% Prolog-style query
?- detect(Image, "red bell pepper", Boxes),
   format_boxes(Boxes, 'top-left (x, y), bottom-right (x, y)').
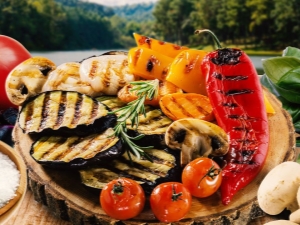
top-left (199, 30), bottom-right (269, 205)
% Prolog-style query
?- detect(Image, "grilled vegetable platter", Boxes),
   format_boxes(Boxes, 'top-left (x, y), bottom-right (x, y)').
top-left (7, 31), bottom-right (298, 224)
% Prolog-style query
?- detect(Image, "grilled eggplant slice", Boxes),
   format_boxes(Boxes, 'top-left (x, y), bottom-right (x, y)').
top-left (30, 128), bottom-right (123, 168)
top-left (18, 91), bottom-right (116, 136)
top-left (79, 148), bottom-right (181, 194)
top-left (97, 96), bottom-right (173, 148)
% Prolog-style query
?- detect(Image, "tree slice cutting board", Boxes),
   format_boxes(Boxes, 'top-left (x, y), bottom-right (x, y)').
top-left (12, 90), bottom-right (297, 225)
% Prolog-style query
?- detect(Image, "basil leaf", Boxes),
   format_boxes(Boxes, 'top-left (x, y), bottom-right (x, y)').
top-left (282, 46), bottom-right (300, 58)
top-left (262, 56), bottom-right (300, 83)
top-left (271, 82), bottom-right (300, 104)
top-left (278, 67), bottom-right (300, 91)
top-left (260, 74), bottom-right (280, 97)
top-left (278, 96), bottom-right (300, 131)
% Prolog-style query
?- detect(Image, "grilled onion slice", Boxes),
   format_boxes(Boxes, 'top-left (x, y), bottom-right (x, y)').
top-left (18, 91), bottom-right (116, 136)
top-left (30, 128), bottom-right (123, 168)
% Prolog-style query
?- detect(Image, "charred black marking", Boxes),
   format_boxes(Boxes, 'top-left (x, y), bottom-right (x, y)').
top-left (232, 160), bottom-right (255, 165)
top-left (228, 114), bottom-right (251, 120)
top-left (241, 150), bottom-right (255, 158)
top-left (211, 48), bottom-right (242, 65)
top-left (218, 89), bottom-right (254, 96)
top-left (72, 94), bottom-right (83, 125)
top-left (213, 72), bottom-right (248, 81)
top-left (233, 127), bottom-right (247, 131)
top-left (222, 102), bottom-right (238, 108)
top-left (236, 139), bottom-right (257, 145)
top-left (146, 60), bottom-right (154, 72)
top-left (39, 93), bottom-right (51, 131)
top-left (228, 115), bottom-right (240, 119)
top-left (55, 92), bottom-right (66, 128)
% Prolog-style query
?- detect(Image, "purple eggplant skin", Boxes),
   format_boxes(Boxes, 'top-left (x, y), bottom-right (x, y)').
top-left (30, 137), bottom-right (124, 169)
top-left (126, 129), bottom-right (166, 149)
top-left (0, 107), bottom-right (18, 146)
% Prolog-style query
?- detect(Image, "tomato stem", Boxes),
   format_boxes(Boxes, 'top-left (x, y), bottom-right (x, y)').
top-left (195, 29), bottom-right (222, 49)
top-left (198, 165), bottom-right (221, 188)
top-left (171, 184), bottom-right (182, 201)
top-left (112, 181), bottom-right (124, 194)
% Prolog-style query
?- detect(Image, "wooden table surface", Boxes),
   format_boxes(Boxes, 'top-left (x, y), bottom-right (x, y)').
top-left (4, 186), bottom-right (286, 225)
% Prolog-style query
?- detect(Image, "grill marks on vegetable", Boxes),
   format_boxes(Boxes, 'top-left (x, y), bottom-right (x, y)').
top-left (18, 91), bottom-right (114, 135)
top-left (31, 128), bottom-right (117, 162)
top-left (211, 49), bottom-right (258, 165)
top-left (30, 128), bottom-right (123, 167)
top-left (79, 148), bottom-right (180, 192)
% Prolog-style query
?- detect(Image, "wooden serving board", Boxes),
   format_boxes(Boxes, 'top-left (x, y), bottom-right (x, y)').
top-left (12, 90), bottom-right (297, 225)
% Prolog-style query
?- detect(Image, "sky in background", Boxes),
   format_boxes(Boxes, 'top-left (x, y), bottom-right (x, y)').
top-left (84, 0), bottom-right (158, 7)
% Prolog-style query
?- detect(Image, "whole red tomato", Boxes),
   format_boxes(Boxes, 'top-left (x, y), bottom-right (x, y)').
top-left (182, 157), bottom-right (222, 198)
top-left (0, 35), bottom-right (31, 110)
top-left (150, 182), bottom-right (192, 223)
top-left (100, 177), bottom-right (145, 220)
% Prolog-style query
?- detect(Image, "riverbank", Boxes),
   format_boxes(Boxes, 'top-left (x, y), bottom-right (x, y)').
top-left (30, 49), bottom-right (276, 74)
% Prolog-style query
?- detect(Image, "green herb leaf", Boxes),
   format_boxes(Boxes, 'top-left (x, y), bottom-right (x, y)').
top-left (111, 79), bottom-right (160, 160)
top-left (262, 56), bottom-right (300, 83)
top-left (278, 67), bottom-right (300, 91)
top-left (283, 46), bottom-right (300, 58)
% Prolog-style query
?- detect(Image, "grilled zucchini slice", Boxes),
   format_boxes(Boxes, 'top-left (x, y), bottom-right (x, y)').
top-left (79, 148), bottom-right (181, 194)
top-left (96, 96), bottom-right (173, 148)
top-left (30, 128), bottom-right (123, 168)
top-left (18, 91), bottom-right (116, 135)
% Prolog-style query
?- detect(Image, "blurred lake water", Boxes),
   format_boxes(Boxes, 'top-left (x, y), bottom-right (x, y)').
top-left (30, 50), bottom-right (274, 74)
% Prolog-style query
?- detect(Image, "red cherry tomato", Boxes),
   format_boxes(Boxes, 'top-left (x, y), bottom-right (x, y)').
top-left (150, 182), bottom-right (192, 223)
top-left (182, 157), bottom-right (222, 198)
top-left (0, 35), bottom-right (31, 110)
top-left (100, 177), bottom-right (145, 220)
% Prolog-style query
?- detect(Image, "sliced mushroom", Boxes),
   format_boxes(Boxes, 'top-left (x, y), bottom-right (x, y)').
top-left (165, 118), bottom-right (229, 166)
top-left (5, 56), bottom-right (56, 106)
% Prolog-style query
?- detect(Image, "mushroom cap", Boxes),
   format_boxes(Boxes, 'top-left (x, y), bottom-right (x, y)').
top-left (264, 220), bottom-right (298, 225)
top-left (165, 118), bottom-right (229, 166)
top-left (257, 161), bottom-right (300, 215)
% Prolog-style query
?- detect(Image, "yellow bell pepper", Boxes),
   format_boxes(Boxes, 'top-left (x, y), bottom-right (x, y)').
top-left (166, 49), bottom-right (208, 95)
top-left (263, 90), bottom-right (276, 115)
top-left (128, 47), bottom-right (173, 81)
top-left (133, 33), bottom-right (189, 58)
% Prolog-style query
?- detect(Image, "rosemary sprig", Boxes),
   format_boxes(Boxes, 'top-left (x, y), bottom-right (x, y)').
top-left (110, 79), bottom-right (160, 160)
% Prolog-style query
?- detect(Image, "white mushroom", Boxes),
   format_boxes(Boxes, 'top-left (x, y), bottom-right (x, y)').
top-left (289, 186), bottom-right (300, 224)
top-left (264, 220), bottom-right (298, 225)
top-left (5, 56), bottom-right (56, 106)
top-left (257, 161), bottom-right (300, 215)
top-left (164, 118), bottom-right (229, 166)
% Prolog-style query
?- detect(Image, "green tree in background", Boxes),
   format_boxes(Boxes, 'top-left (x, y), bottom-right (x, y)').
top-left (153, 0), bottom-right (195, 45)
top-left (271, 0), bottom-right (300, 49)
top-left (1, 0), bottom-right (299, 51)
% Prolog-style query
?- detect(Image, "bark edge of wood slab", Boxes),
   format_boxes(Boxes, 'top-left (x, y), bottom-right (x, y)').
top-left (12, 90), bottom-right (297, 225)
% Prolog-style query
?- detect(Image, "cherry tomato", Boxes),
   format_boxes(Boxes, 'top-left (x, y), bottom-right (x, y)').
top-left (182, 157), bottom-right (222, 198)
top-left (150, 182), bottom-right (192, 223)
top-left (0, 35), bottom-right (31, 110)
top-left (100, 177), bottom-right (145, 220)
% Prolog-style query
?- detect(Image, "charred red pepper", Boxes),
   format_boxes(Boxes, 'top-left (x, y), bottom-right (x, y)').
top-left (198, 30), bottom-right (269, 205)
